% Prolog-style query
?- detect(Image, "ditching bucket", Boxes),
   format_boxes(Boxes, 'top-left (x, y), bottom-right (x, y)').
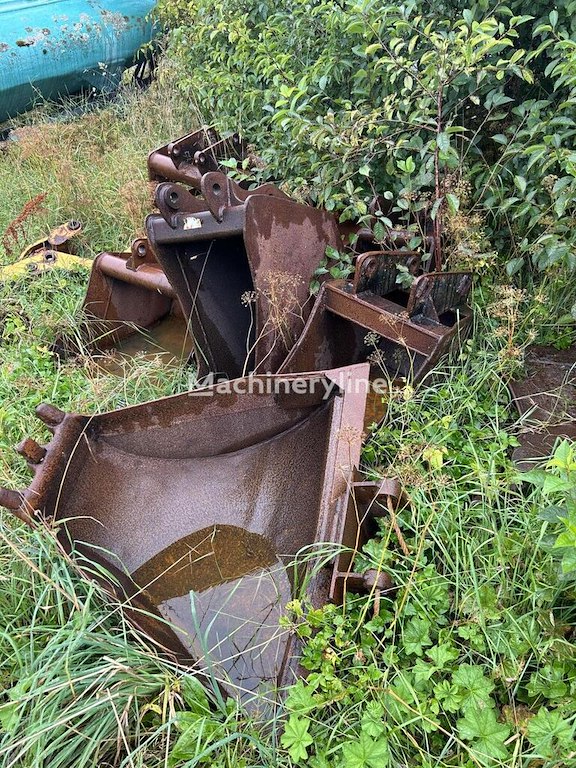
top-left (146, 173), bottom-right (341, 378)
top-left (0, 365), bottom-right (375, 701)
top-left (56, 238), bottom-right (193, 365)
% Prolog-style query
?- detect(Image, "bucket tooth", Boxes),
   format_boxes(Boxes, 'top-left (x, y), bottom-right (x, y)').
top-left (16, 438), bottom-right (46, 465)
top-left (0, 488), bottom-right (23, 511)
top-left (36, 403), bottom-right (66, 429)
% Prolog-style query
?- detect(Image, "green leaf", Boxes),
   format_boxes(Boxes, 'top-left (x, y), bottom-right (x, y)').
top-left (281, 715), bottom-right (314, 763)
top-left (446, 193), bottom-right (459, 214)
top-left (506, 257), bottom-right (524, 276)
top-left (434, 680), bottom-right (462, 713)
top-left (538, 505), bottom-right (567, 523)
top-left (514, 175), bottom-right (527, 195)
top-left (285, 680), bottom-right (317, 714)
top-left (549, 10), bottom-right (558, 27)
top-left (365, 43), bottom-right (381, 56)
top-left (431, 197), bottom-right (443, 221)
top-left (403, 617), bottom-right (433, 656)
top-left (437, 133), bottom-right (450, 153)
top-left (180, 675), bottom-right (211, 716)
top-left (413, 658), bottom-right (437, 684)
top-left (0, 702), bottom-right (19, 734)
top-left (543, 474), bottom-right (574, 495)
top-left (458, 708), bottom-right (511, 762)
top-left (361, 701), bottom-right (386, 738)
top-left (340, 732), bottom-right (389, 768)
top-left (452, 665), bottom-right (495, 713)
top-left (359, 164), bottom-right (371, 177)
top-left (427, 642), bottom-right (459, 668)
top-left (170, 714), bottom-right (222, 763)
top-left (373, 220), bottom-right (386, 241)
top-left (561, 547), bottom-right (576, 574)
top-left (526, 708), bottom-right (575, 758)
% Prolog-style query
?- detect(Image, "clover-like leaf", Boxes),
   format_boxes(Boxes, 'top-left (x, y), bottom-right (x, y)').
top-left (457, 707), bottom-right (510, 762)
top-left (402, 616), bottom-right (433, 656)
top-left (427, 642), bottom-right (459, 668)
top-left (434, 680), bottom-right (462, 713)
top-left (452, 664), bottom-right (495, 713)
top-left (361, 701), bottom-right (386, 738)
top-left (340, 732), bottom-right (389, 768)
top-left (526, 707), bottom-right (575, 758)
top-left (281, 715), bottom-right (314, 764)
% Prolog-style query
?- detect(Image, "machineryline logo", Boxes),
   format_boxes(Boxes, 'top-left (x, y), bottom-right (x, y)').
top-left (187, 372), bottom-right (395, 399)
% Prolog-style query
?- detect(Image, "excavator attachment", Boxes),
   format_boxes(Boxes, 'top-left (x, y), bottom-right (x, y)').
top-left (146, 179), bottom-right (341, 378)
top-left (0, 220), bottom-right (90, 280)
top-left (279, 251), bottom-right (473, 424)
top-left (54, 237), bottom-right (192, 365)
top-left (0, 365), bottom-right (376, 701)
top-left (65, 129), bottom-right (340, 374)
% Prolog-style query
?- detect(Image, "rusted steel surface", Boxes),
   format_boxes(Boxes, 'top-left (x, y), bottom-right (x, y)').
top-left (0, 365), bottom-right (376, 699)
top-left (148, 128), bottom-right (247, 187)
top-left (280, 253), bottom-right (473, 397)
top-left (56, 238), bottom-right (191, 362)
top-left (147, 186), bottom-right (341, 378)
top-left (510, 345), bottom-right (576, 469)
top-left (330, 474), bottom-right (401, 603)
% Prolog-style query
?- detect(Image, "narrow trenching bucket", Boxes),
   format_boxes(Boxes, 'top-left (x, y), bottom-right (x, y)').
top-left (146, 172), bottom-right (341, 379)
top-left (0, 365), bottom-right (376, 701)
top-left (55, 129), bottom-right (246, 364)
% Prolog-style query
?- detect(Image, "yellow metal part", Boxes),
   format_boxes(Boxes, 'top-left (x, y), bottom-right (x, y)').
top-left (0, 251), bottom-right (92, 279)
top-left (0, 220), bottom-right (92, 280)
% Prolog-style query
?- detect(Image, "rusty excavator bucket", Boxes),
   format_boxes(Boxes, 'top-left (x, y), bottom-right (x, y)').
top-left (60, 237), bottom-right (194, 366)
top-left (64, 128), bottom-right (340, 374)
top-left (55, 128), bottom-right (247, 363)
top-left (0, 364), bottom-right (388, 701)
top-left (279, 251), bottom-right (473, 423)
top-left (145, 178), bottom-right (341, 379)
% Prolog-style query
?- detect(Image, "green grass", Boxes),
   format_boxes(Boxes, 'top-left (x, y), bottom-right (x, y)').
top-left (0, 85), bottom-right (575, 767)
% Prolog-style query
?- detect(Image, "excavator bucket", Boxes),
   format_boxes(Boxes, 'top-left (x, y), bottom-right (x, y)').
top-left (279, 251), bottom-right (473, 424)
top-left (55, 128), bottom-right (246, 364)
top-left (0, 365), bottom-right (374, 701)
top-left (63, 129), bottom-right (340, 374)
top-left (146, 173), bottom-right (341, 378)
top-left (60, 237), bottom-right (193, 366)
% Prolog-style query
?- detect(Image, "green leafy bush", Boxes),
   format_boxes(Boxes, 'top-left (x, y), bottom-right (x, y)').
top-left (157, 0), bottom-right (576, 279)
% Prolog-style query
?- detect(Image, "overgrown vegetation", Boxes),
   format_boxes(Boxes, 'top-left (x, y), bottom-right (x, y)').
top-left (0, 1), bottom-right (575, 766)
top-left (158, 0), bottom-right (576, 280)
